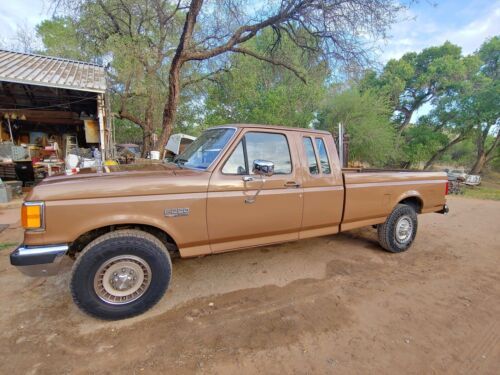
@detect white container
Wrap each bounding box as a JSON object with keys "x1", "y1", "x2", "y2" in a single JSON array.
[
  {"x1": 65, "y1": 154, "x2": 79, "y2": 169},
  {"x1": 150, "y1": 150, "x2": 160, "y2": 160},
  {"x1": 81, "y1": 158, "x2": 97, "y2": 168}
]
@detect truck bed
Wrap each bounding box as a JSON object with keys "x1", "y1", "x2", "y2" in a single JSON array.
[{"x1": 340, "y1": 169, "x2": 447, "y2": 231}]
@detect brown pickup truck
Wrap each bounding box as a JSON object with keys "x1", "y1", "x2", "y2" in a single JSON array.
[{"x1": 10, "y1": 124, "x2": 449, "y2": 320}]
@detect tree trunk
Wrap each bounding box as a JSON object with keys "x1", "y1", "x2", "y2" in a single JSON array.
[
  {"x1": 141, "y1": 130, "x2": 153, "y2": 157},
  {"x1": 158, "y1": 64, "x2": 182, "y2": 151},
  {"x1": 470, "y1": 151, "x2": 486, "y2": 174},
  {"x1": 424, "y1": 135, "x2": 464, "y2": 170},
  {"x1": 469, "y1": 127, "x2": 499, "y2": 174},
  {"x1": 142, "y1": 95, "x2": 156, "y2": 157},
  {"x1": 424, "y1": 150, "x2": 445, "y2": 170},
  {"x1": 397, "y1": 108, "x2": 414, "y2": 135},
  {"x1": 398, "y1": 116, "x2": 411, "y2": 134},
  {"x1": 157, "y1": 0, "x2": 203, "y2": 151}
]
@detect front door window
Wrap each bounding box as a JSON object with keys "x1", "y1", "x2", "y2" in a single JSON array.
[{"x1": 222, "y1": 132, "x2": 292, "y2": 175}]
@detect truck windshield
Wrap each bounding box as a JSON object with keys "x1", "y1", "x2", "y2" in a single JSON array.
[{"x1": 174, "y1": 128, "x2": 235, "y2": 170}]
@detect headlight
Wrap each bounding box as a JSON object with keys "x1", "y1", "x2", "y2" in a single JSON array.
[{"x1": 21, "y1": 201, "x2": 45, "y2": 230}]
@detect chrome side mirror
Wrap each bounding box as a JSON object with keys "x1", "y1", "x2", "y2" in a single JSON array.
[
  {"x1": 252, "y1": 160, "x2": 274, "y2": 177},
  {"x1": 244, "y1": 160, "x2": 274, "y2": 204}
]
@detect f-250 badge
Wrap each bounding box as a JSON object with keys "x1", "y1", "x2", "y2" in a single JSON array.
[{"x1": 164, "y1": 208, "x2": 190, "y2": 217}]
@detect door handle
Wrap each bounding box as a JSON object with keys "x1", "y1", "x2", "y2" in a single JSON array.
[
  {"x1": 284, "y1": 181, "x2": 301, "y2": 188},
  {"x1": 242, "y1": 176, "x2": 254, "y2": 182}
]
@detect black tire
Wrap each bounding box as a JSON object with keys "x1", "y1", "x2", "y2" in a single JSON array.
[
  {"x1": 70, "y1": 229, "x2": 172, "y2": 320},
  {"x1": 377, "y1": 204, "x2": 418, "y2": 253}
]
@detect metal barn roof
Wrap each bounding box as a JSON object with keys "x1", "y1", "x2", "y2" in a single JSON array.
[{"x1": 0, "y1": 50, "x2": 106, "y2": 93}]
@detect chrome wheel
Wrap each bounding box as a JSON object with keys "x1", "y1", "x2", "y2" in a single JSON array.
[
  {"x1": 93, "y1": 255, "x2": 152, "y2": 305},
  {"x1": 395, "y1": 215, "x2": 413, "y2": 244}
]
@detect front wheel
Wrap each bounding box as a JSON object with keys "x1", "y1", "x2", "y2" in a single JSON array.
[
  {"x1": 377, "y1": 204, "x2": 418, "y2": 253},
  {"x1": 70, "y1": 230, "x2": 172, "y2": 320}
]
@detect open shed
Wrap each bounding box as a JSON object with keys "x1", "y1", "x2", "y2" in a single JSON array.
[{"x1": 0, "y1": 49, "x2": 111, "y2": 185}]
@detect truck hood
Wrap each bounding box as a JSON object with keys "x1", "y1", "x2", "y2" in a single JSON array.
[{"x1": 27, "y1": 163, "x2": 210, "y2": 201}]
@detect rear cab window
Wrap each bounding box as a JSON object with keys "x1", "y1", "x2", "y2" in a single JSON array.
[
  {"x1": 315, "y1": 138, "x2": 331, "y2": 174},
  {"x1": 303, "y1": 137, "x2": 319, "y2": 175}
]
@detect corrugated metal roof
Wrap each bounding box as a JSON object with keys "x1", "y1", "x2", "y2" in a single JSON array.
[{"x1": 0, "y1": 49, "x2": 106, "y2": 93}]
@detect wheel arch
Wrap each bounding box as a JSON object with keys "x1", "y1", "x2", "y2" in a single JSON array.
[
  {"x1": 396, "y1": 192, "x2": 423, "y2": 214},
  {"x1": 68, "y1": 223, "x2": 179, "y2": 258}
]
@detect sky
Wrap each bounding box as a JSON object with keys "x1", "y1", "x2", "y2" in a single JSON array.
[
  {"x1": 379, "y1": 0, "x2": 500, "y2": 61},
  {"x1": 0, "y1": 0, "x2": 498, "y2": 60}
]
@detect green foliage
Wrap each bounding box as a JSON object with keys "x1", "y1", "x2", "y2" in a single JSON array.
[
  {"x1": 359, "y1": 38, "x2": 498, "y2": 172},
  {"x1": 317, "y1": 88, "x2": 395, "y2": 166},
  {"x1": 442, "y1": 138, "x2": 477, "y2": 166},
  {"x1": 403, "y1": 124, "x2": 448, "y2": 166},
  {"x1": 478, "y1": 35, "x2": 499, "y2": 79},
  {"x1": 204, "y1": 30, "x2": 329, "y2": 128},
  {"x1": 360, "y1": 41, "x2": 477, "y2": 129},
  {"x1": 36, "y1": 17, "x2": 93, "y2": 61},
  {"x1": 34, "y1": 6, "x2": 499, "y2": 171},
  {"x1": 113, "y1": 118, "x2": 144, "y2": 144},
  {"x1": 35, "y1": 3, "x2": 196, "y2": 152}
]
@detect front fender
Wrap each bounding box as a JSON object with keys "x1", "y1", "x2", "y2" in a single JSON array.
[{"x1": 23, "y1": 194, "x2": 208, "y2": 250}]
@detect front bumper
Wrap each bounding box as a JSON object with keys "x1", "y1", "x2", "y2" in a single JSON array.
[{"x1": 10, "y1": 244, "x2": 71, "y2": 277}]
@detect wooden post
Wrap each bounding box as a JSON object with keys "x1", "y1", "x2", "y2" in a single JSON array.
[
  {"x1": 338, "y1": 123, "x2": 343, "y2": 168},
  {"x1": 6, "y1": 117, "x2": 14, "y2": 142},
  {"x1": 343, "y1": 132, "x2": 350, "y2": 168},
  {"x1": 97, "y1": 94, "x2": 106, "y2": 160}
]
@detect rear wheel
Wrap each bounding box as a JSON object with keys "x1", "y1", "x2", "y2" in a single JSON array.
[
  {"x1": 377, "y1": 204, "x2": 418, "y2": 253},
  {"x1": 70, "y1": 229, "x2": 172, "y2": 320}
]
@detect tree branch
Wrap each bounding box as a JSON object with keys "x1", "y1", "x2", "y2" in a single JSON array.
[
  {"x1": 116, "y1": 109, "x2": 145, "y2": 128},
  {"x1": 116, "y1": 77, "x2": 145, "y2": 128},
  {"x1": 181, "y1": 66, "x2": 230, "y2": 88},
  {"x1": 485, "y1": 124, "x2": 500, "y2": 156},
  {"x1": 230, "y1": 47, "x2": 306, "y2": 83},
  {"x1": 486, "y1": 153, "x2": 499, "y2": 163},
  {"x1": 185, "y1": 1, "x2": 305, "y2": 61}
]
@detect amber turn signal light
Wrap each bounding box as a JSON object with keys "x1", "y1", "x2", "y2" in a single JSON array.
[{"x1": 21, "y1": 202, "x2": 44, "y2": 229}]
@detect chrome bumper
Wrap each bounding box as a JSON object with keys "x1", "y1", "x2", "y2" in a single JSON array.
[
  {"x1": 10, "y1": 244, "x2": 71, "y2": 277},
  {"x1": 437, "y1": 203, "x2": 449, "y2": 215}
]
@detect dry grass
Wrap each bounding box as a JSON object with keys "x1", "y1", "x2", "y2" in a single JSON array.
[
  {"x1": 463, "y1": 186, "x2": 500, "y2": 201},
  {"x1": 0, "y1": 243, "x2": 16, "y2": 251}
]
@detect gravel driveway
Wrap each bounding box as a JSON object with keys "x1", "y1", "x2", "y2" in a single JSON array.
[{"x1": 0, "y1": 196, "x2": 499, "y2": 374}]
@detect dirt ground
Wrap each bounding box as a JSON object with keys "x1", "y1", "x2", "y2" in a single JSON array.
[{"x1": 0, "y1": 196, "x2": 499, "y2": 374}]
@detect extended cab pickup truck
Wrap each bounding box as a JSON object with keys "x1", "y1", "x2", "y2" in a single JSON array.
[{"x1": 11, "y1": 124, "x2": 449, "y2": 320}]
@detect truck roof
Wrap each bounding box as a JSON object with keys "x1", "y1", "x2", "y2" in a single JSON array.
[{"x1": 212, "y1": 123, "x2": 331, "y2": 135}]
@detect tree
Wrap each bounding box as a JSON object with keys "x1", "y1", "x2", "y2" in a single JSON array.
[
  {"x1": 361, "y1": 42, "x2": 471, "y2": 134},
  {"x1": 36, "y1": 17, "x2": 94, "y2": 61},
  {"x1": 478, "y1": 35, "x2": 499, "y2": 79},
  {"x1": 317, "y1": 87, "x2": 395, "y2": 166},
  {"x1": 53, "y1": 0, "x2": 402, "y2": 152},
  {"x1": 403, "y1": 123, "x2": 449, "y2": 169},
  {"x1": 204, "y1": 30, "x2": 329, "y2": 128},
  {"x1": 39, "y1": 2, "x2": 198, "y2": 155},
  {"x1": 468, "y1": 78, "x2": 500, "y2": 173},
  {"x1": 385, "y1": 37, "x2": 499, "y2": 172},
  {"x1": 419, "y1": 71, "x2": 479, "y2": 170},
  {"x1": 469, "y1": 36, "x2": 500, "y2": 174}
]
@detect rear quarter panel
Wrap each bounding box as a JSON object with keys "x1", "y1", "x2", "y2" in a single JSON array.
[{"x1": 342, "y1": 171, "x2": 447, "y2": 230}]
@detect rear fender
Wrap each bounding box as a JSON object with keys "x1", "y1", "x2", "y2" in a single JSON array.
[{"x1": 393, "y1": 190, "x2": 423, "y2": 212}]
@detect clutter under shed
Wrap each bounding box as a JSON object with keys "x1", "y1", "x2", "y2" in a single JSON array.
[{"x1": 0, "y1": 49, "x2": 112, "y2": 191}]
